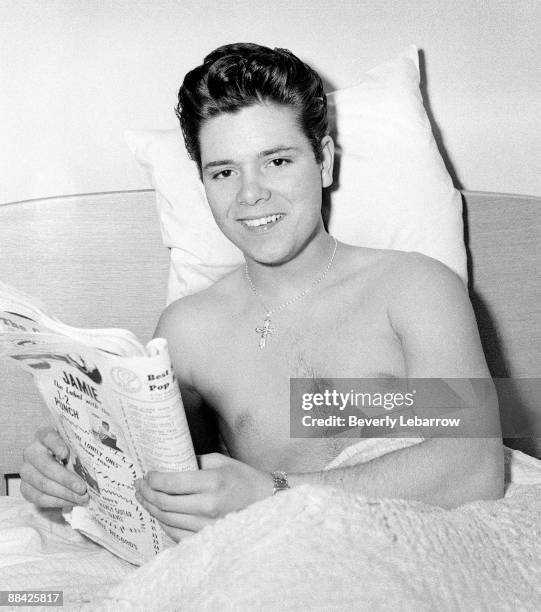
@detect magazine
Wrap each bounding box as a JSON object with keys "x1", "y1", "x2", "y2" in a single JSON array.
[{"x1": 0, "y1": 281, "x2": 197, "y2": 565}]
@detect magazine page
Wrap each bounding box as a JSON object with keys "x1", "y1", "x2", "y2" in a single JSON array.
[
  {"x1": 0, "y1": 311, "x2": 197, "y2": 565},
  {"x1": 0, "y1": 281, "x2": 147, "y2": 357}
]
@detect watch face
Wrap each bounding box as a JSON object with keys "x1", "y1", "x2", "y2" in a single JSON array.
[{"x1": 272, "y1": 471, "x2": 289, "y2": 493}]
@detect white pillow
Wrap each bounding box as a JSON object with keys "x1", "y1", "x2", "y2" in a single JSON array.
[{"x1": 126, "y1": 45, "x2": 466, "y2": 305}]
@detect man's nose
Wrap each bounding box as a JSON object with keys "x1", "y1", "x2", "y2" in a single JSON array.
[{"x1": 237, "y1": 171, "x2": 271, "y2": 206}]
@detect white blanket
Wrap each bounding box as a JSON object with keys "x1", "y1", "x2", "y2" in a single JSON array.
[
  {"x1": 0, "y1": 498, "x2": 132, "y2": 606},
  {"x1": 90, "y1": 448, "x2": 541, "y2": 611},
  {"x1": 2, "y1": 448, "x2": 540, "y2": 610}
]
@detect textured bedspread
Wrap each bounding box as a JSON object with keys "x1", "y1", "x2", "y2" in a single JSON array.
[
  {"x1": 0, "y1": 498, "x2": 132, "y2": 606},
  {"x1": 2, "y1": 448, "x2": 540, "y2": 611},
  {"x1": 89, "y1": 449, "x2": 541, "y2": 611}
]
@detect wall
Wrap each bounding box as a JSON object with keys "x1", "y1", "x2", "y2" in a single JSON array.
[{"x1": 1, "y1": 0, "x2": 540, "y2": 204}]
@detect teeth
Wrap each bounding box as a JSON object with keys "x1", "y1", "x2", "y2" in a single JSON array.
[{"x1": 243, "y1": 214, "x2": 283, "y2": 227}]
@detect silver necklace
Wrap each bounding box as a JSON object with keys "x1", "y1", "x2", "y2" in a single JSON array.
[{"x1": 245, "y1": 236, "x2": 338, "y2": 349}]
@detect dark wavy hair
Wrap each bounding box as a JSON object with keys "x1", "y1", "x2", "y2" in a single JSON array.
[{"x1": 176, "y1": 42, "x2": 328, "y2": 170}]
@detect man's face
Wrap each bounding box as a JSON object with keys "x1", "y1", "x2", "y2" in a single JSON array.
[{"x1": 199, "y1": 102, "x2": 333, "y2": 265}]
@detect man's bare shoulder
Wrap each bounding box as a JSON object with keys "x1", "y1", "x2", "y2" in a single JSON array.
[
  {"x1": 340, "y1": 244, "x2": 470, "y2": 331},
  {"x1": 340, "y1": 244, "x2": 463, "y2": 295},
  {"x1": 382, "y1": 249, "x2": 464, "y2": 292},
  {"x1": 383, "y1": 249, "x2": 467, "y2": 311},
  {"x1": 155, "y1": 267, "x2": 244, "y2": 337},
  {"x1": 340, "y1": 245, "x2": 487, "y2": 378},
  {"x1": 367, "y1": 248, "x2": 467, "y2": 316},
  {"x1": 154, "y1": 267, "x2": 244, "y2": 385}
]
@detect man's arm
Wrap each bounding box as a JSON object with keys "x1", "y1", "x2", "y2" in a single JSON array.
[
  {"x1": 289, "y1": 254, "x2": 504, "y2": 506},
  {"x1": 287, "y1": 437, "x2": 502, "y2": 508}
]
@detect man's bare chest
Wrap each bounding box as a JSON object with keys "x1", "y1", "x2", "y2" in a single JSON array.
[{"x1": 192, "y1": 294, "x2": 405, "y2": 422}]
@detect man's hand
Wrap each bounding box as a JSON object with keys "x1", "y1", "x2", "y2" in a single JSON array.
[
  {"x1": 135, "y1": 453, "x2": 273, "y2": 542},
  {"x1": 20, "y1": 427, "x2": 89, "y2": 508}
]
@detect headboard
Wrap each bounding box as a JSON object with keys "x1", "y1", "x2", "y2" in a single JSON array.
[{"x1": 0, "y1": 189, "x2": 540, "y2": 491}]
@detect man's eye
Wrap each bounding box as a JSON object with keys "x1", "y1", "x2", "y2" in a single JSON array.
[
  {"x1": 269, "y1": 158, "x2": 290, "y2": 168},
  {"x1": 213, "y1": 169, "x2": 233, "y2": 179}
]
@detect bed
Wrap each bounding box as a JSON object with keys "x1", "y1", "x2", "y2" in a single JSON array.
[{"x1": 0, "y1": 189, "x2": 540, "y2": 609}]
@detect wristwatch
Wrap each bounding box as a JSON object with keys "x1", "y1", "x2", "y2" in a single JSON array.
[{"x1": 271, "y1": 470, "x2": 290, "y2": 495}]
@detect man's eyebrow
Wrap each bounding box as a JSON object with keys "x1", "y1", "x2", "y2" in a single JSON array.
[
  {"x1": 259, "y1": 146, "x2": 300, "y2": 157},
  {"x1": 203, "y1": 159, "x2": 235, "y2": 171}
]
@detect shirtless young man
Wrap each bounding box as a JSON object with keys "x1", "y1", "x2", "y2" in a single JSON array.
[{"x1": 20, "y1": 43, "x2": 503, "y2": 542}]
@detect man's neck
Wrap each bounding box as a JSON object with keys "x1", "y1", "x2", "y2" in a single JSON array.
[{"x1": 243, "y1": 230, "x2": 337, "y2": 305}]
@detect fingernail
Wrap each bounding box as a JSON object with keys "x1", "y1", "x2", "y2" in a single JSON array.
[{"x1": 74, "y1": 481, "x2": 86, "y2": 495}]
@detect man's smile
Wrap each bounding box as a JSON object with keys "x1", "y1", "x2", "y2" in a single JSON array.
[{"x1": 240, "y1": 213, "x2": 285, "y2": 230}]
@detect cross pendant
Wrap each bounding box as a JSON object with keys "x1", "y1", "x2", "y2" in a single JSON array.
[{"x1": 255, "y1": 316, "x2": 275, "y2": 349}]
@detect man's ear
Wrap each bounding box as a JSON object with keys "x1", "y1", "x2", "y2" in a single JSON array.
[{"x1": 319, "y1": 135, "x2": 334, "y2": 188}]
